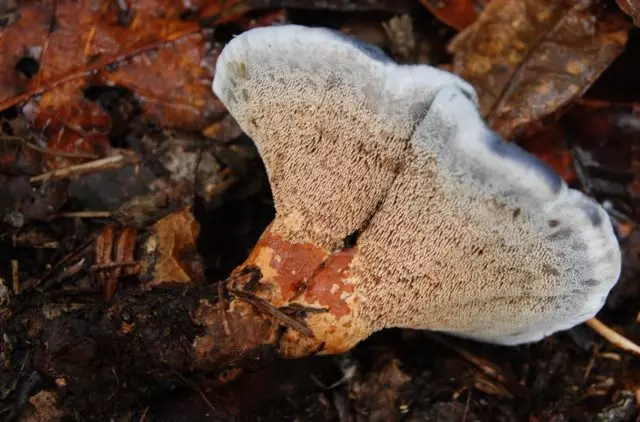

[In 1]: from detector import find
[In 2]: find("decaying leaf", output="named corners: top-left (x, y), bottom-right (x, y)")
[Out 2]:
top-left (418, 0), bottom-right (485, 30)
top-left (518, 123), bottom-right (576, 184)
top-left (449, 0), bottom-right (631, 138)
top-left (616, 0), bottom-right (640, 26)
top-left (0, 0), bottom-right (280, 171)
top-left (0, 0), bottom-right (416, 173)
top-left (141, 207), bottom-right (203, 287)
top-left (351, 357), bottom-right (411, 421)
top-left (23, 390), bottom-right (65, 422)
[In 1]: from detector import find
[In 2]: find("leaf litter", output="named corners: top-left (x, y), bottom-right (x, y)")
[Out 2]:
top-left (1, 0), bottom-right (640, 421)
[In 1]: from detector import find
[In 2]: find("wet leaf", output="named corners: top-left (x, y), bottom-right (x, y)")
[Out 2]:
top-left (563, 105), bottom-right (640, 213)
top-left (0, 0), bottom-right (280, 170)
top-left (418, 0), bottom-right (486, 30)
top-left (616, 0), bottom-right (640, 26)
top-left (519, 123), bottom-right (576, 184)
top-left (449, 0), bottom-right (631, 138)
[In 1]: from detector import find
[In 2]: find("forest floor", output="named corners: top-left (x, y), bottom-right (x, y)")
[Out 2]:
top-left (1, 1), bottom-right (639, 421)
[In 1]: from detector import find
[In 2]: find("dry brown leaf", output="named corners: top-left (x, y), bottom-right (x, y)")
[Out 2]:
top-left (142, 208), bottom-right (203, 287)
top-left (24, 390), bottom-right (65, 422)
top-left (449, 0), bottom-right (631, 138)
top-left (616, 0), bottom-right (640, 26)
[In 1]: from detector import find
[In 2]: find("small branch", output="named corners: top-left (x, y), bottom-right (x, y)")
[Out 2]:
top-left (427, 333), bottom-right (509, 385)
top-left (1, 135), bottom-right (100, 159)
top-left (425, 333), bottom-right (528, 397)
top-left (29, 155), bottom-right (139, 183)
top-left (229, 288), bottom-right (314, 338)
top-left (54, 211), bottom-right (112, 219)
top-left (11, 260), bottom-right (20, 294)
top-left (23, 141), bottom-right (100, 160)
top-left (586, 318), bottom-right (640, 356)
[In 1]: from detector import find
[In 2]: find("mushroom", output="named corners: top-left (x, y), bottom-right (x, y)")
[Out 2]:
top-left (212, 25), bottom-right (621, 357)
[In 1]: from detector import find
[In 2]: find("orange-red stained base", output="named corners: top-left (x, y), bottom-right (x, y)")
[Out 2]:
top-left (233, 223), bottom-right (363, 357)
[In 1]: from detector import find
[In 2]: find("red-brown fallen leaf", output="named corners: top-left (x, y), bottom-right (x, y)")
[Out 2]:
top-left (93, 224), bottom-right (140, 300)
top-left (449, 0), bottom-right (631, 139)
top-left (519, 123), bottom-right (576, 184)
top-left (0, 0), bottom-right (236, 110)
top-left (0, 1), bottom-right (414, 173)
top-left (563, 106), bottom-right (640, 215)
top-left (0, 0), bottom-right (282, 171)
top-left (616, 0), bottom-right (640, 26)
top-left (418, 0), bottom-right (487, 31)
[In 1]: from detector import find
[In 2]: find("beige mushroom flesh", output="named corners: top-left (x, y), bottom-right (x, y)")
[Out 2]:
top-left (212, 25), bottom-right (622, 357)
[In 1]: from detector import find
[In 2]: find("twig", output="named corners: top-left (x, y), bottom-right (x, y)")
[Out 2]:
top-left (91, 261), bottom-right (139, 271)
top-left (10, 260), bottom-right (19, 294)
top-left (1, 135), bottom-right (99, 159)
top-left (171, 370), bottom-right (216, 413)
top-left (576, 98), bottom-right (640, 111)
top-left (106, 368), bottom-right (120, 402)
top-left (54, 211), bottom-right (112, 219)
top-left (0, 27), bottom-right (203, 111)
top-left (583, 344), bottom-right (599, 383)
top-left (217, 282), bottom-right (231, 336)
top-left (586, 318), bottom-right (640, 356)
top-left (427, 333), bottom-right (509, 385)
top-left (139, 406), bottom-right (150, 422)
top-left (426, 332), bottom-right (528, 397)
top-left (462, 389), bottom-right (472, 422)
top-left (24, 141), bottom-right (100, 159)
top-left (29, 155), bottom-right (139, 183)
top-left (229, 288), bottom-right (314, 337)
top-left (281, 303), bottom-right (328, 314)
top-left (36, 236), bottom-right (95, 289)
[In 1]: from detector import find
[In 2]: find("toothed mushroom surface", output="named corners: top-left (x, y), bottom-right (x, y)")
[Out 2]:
top-left (212, 25), bottom-right (622, 354)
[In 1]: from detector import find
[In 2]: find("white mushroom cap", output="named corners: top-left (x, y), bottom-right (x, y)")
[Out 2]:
top-left (213, 25), bottom-right (622, 347)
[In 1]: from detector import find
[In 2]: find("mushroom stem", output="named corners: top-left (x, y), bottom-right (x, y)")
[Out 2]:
top-left (232, 222), bottom-right (368, 357)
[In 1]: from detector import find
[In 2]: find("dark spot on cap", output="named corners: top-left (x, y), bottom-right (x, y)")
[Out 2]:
top-left (408, 100), bottom-right (430, 124)
top-left (226, 89), bottom-right (237, 104)
top-left (512, 208), bottom-right (521, 219)
top-left (241, 88), bottom-right (249, 102)
top-left (581, 279), bottom-right (599, 287)
top-left (546, 227), bottom-right (573, 241)
top-left (580, 203), bottom-right (603, 227)
top-left (238, 62), bottom-right (248, 79)
top-left (542, 263), bottom-right (559, 276)
top-left (326, 74), bottom-right (343, 90)
top-left (548, 219), bottom-right (560, 228)
top-left (572, 241), bottom-right (588, 251)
